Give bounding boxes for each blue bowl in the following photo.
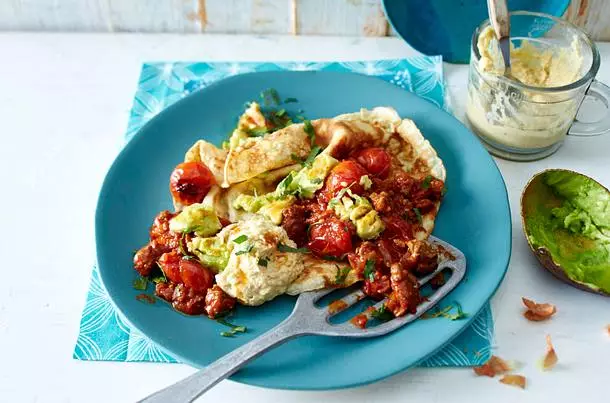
[383,0,570,63]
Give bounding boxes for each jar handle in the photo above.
[569,80,610,136]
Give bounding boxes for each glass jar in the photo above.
[466,11,610,161]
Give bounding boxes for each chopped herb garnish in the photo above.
[235,244,254,256]
[217,318,247,337]
[277,243,310,254]
[334,266,351,285]
[295,115,306,122]
[413,207,423,224]
[258,257,269,267]
[290,153,301,163]
[221,140,230,150]
[421,175,433,189]
[422,302,468,321]
[303,145,321,167]
[441,186,448,196]
[260,88,280,106]
[150,270,168,284]
[246,127,270,137]
[446,302,468,321]
[364,259,376,282]
[233,235,248,244]
[370,305,393,322]
[322,255,345,262]
[303,119,316,146]
[133,277,148,291]
[275,108,286,117]
[284,97,298,103]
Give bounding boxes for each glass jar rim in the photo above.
[471,11,600,93]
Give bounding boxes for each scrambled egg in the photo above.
[214,215,305,306]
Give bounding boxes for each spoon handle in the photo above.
[487,0,510,39]
[137,319,302,403]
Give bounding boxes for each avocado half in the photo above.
[521,169,610,296]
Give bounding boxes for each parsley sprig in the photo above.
[370,304,393,322]
[422,301,468,321]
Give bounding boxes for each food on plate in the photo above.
[522,170,610,296]
[133,98,447,322]
[473,355,512,377]
[522,297,557,322]
[540,335,558,371]
[499,374,526,389]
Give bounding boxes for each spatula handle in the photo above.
[487,0,510,39]
[138,319,302,403]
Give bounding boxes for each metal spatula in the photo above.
[139,236,466,403]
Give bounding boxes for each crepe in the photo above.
[182,106,446,296]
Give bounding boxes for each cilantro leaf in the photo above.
[334,266,351,285]
[217,318,247,337]
[370,305,393,322]
[303,120,316,146]
[284,97,298,103]
[291,153,304,165]
[133,277,148,291]
[235,244,254,256]
[322,255,345,262]
[233,235,248,244]
[277,243,310,254]
[246,127,270,137]
[413,207,423,224]
[303,146,321,167]
[364,259,376,282]
[421,175,433,190]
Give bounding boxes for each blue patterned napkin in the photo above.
[74,58,493,367]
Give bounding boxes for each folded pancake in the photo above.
[182,105,446,297]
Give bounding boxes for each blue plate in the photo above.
[382,0,570,63]
[96,71,511,390]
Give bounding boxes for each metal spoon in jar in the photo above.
[487,0,513,80]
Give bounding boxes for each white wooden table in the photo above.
[0,33,608,403]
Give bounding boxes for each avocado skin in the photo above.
[521,169,610,296]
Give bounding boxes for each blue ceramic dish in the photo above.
[382,0,570,63]
[96,71,511,390]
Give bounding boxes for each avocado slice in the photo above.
[521,169,610,296]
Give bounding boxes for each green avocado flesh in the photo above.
[523,170,610,294]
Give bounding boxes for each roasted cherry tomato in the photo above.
[352,147,391,178]
[157,251,182,283]
[169,161,215,206]
[179,259,214,293]
[325,160,368,196]
[307,219,353,257]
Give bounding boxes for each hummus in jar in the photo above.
[467,26,584,150]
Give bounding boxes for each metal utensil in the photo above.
[139,236,466,403]
[487,0,512,78]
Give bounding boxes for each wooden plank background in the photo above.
[0,0,608,40]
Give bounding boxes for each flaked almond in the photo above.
[473,355,511,377]
[541,334,558,371]
[522,297,556,321]
[499,374,526,389]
